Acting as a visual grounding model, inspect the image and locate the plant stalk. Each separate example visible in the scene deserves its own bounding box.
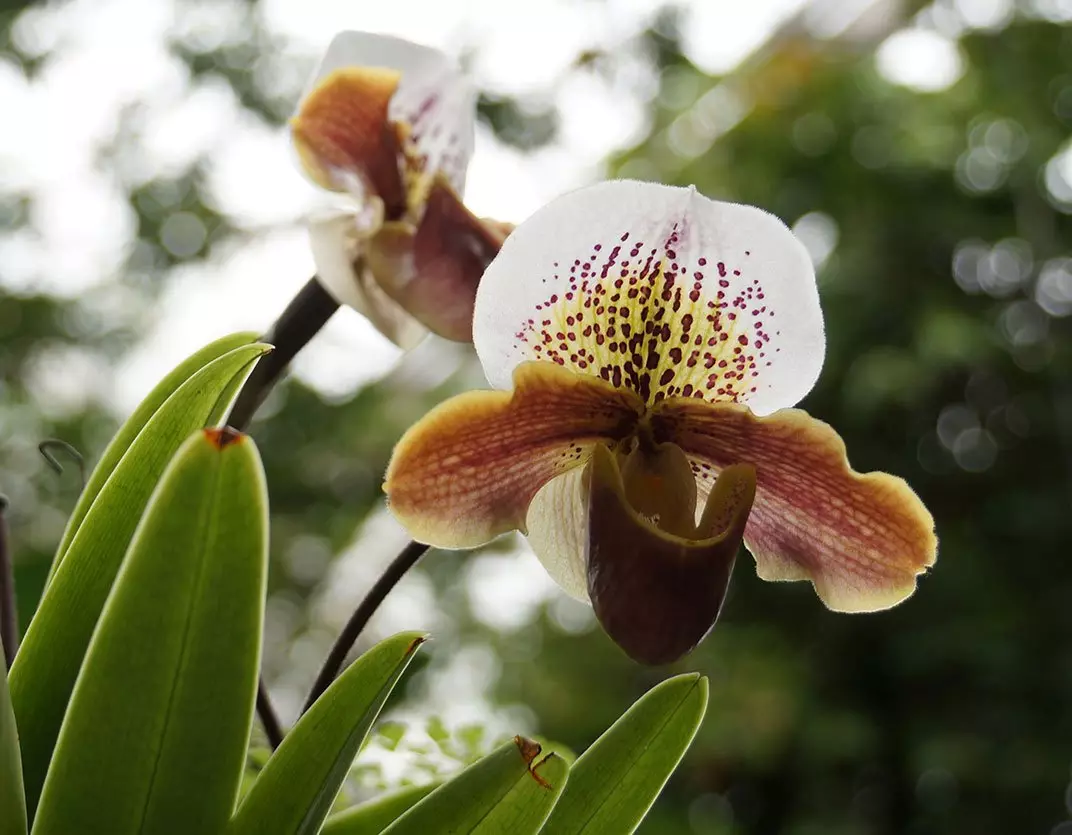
[227,276,340,431]
[227,275,339,748]
[256,677,285,749]
[302,540,429,714]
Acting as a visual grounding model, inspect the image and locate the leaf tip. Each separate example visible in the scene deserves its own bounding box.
[673,672,709,703]
[204,426,246,449]
[405,633,430,655]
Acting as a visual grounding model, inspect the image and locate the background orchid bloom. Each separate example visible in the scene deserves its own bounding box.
[291,31,509,347]
[385,180,937,665]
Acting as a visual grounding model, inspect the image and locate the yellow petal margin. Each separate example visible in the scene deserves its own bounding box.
[385,362,642,548]
[291,67,407,218]
[651,399,938,613]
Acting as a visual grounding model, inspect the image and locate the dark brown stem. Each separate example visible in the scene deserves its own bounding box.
[227,275,339,749]
[302,540,429,714]
[226,276,340,431]
[256,675,285,750]
[0,495,18,668]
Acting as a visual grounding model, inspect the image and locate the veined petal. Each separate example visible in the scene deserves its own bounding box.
[384,362,642,548]
[651,399,938,612]
[292,65,406,217]
[525,466,589,600]
[365,179,509,342]
[309,213,426,349]
[474,180,823,415]
[309,31,475,198]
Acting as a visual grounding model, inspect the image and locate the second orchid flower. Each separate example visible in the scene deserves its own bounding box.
[291,31,510,347]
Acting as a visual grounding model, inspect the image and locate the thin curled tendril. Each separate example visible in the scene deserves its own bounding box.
[38,439,86,490]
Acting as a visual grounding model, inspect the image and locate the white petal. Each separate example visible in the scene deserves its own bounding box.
[524,467,590,602]
[309,212,426,349]
[309,31,475,196]
[309,212,364,310]
[473,180,824,416]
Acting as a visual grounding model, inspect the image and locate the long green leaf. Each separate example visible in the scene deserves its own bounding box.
[10,342,269,819]
[32,428,268,835]
[229,632,426,835]
[1,663,26,835]
[321,783,440,835]
[47,330,259,582]
[539,673,708,835]
[381,738,569,835]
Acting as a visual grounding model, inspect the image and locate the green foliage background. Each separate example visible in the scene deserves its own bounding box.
[3,1,1072,832]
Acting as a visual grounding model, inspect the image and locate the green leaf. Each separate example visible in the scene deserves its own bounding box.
[9,341,269,819]
[47,330,259,583]
[321,783,440,835]
[32,428,268,835]
[539,673,708,835]
[1,663,27,835]
[229,632,426,835]
[381,737,569,835]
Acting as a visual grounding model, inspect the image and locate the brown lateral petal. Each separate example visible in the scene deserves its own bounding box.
[651,399,938,612]
[291,67,407,219]
[586,443,756,665]
[384,362,641,548]
[366,179,509,342]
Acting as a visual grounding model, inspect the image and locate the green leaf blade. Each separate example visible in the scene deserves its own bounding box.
[1,663,26,835]
[10,341,269,819]
[539,673,708,835]
[48,330,259,580]
[381,738,569,835]
[229,632,426,835]
[31,428,268,835]
[321,783,440,835]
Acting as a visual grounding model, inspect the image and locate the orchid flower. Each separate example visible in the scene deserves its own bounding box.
[291,31,510,347]
[384,180,937,665]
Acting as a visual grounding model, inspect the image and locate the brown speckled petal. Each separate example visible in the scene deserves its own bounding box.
[291,67,407,218]
[586,443,756,665]
[651,398,938,612]
[365,179,510,342]
[384,362,642,548]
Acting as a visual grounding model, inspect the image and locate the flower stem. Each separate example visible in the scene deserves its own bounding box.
[227,276,340,431]
[0,494,18,669]
[256,677,285,750]
[301,540,429,714]
[226,275,339,749]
